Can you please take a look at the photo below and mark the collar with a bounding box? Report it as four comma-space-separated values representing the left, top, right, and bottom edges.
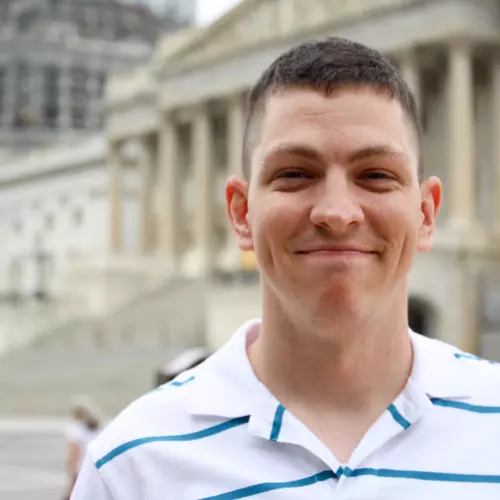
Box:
187, 320, 474, 419
186, 319, 271, 419
409, 330, 474, 400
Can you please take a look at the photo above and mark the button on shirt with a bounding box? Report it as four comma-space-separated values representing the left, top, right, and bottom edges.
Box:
71, 319, 500, 499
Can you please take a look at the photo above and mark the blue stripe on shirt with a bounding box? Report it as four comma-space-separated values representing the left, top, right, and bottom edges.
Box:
95, 416, 250, 469
154, 376, 196, 391
169, 376, 196, 387
387, 404, 411, 429
270, 404, 286, 441
199, 470, 337, 500
201, 466, 500, 500
344, 467, 500, 483
431, 398, 500, 413
453, 353, 498, 364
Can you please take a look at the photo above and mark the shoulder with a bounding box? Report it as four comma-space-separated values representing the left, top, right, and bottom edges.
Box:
422, 334, 500, 405
451, 349, 500, 403
75, 367, 222, 498
86, 368, 203, 469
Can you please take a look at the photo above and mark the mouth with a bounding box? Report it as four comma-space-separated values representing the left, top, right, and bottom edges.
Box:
295, 246, 377, 255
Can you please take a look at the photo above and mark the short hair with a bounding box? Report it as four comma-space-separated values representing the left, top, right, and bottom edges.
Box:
242, 37, 423, 181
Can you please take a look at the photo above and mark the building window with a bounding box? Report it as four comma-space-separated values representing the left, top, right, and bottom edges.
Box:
49, 0, 63, 16
71, 107, 86, 129
0, 2, 10, 25
43, 66, 59, 89
16, 62, 30, 88
43, 65, 59, 128
44, 104, 59, 129
13, 61, 34, 129
70, 67, 88, 129
17, 9, 37, 33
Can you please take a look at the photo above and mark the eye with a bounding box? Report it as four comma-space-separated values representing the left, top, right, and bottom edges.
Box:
363, 170, 393, 180
275, 169, 311, 179
270, 168, 314, 191
359, 169, 401, 191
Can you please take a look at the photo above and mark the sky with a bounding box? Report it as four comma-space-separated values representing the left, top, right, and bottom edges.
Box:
134, 1, 241, 26
197, 0, 242, 25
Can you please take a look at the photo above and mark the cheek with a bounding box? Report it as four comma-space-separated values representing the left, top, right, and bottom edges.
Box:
251, 199, 303, 250
386, 210, 422, 258
379, 197, 421, 235
367, 204, 421, 261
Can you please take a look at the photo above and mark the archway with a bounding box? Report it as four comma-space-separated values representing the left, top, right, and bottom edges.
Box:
408, 296, 435, 337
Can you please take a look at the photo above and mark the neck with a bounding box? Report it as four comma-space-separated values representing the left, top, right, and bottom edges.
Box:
249, 291, 413, 414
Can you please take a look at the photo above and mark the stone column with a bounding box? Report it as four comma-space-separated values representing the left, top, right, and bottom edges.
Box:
158, 113, 181, 269
447, 41, 475, 231
492, 54, 500, 235
399, 49, 421, 110
193, 103, 215, 275
224, 93, 247, 270
460, 258, 480, 354
228, 93, 246, 177
108, 141, 123, 254
138, 135, 155, 255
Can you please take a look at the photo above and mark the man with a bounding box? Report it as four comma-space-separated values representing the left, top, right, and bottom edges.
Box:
71, 37, 500, 499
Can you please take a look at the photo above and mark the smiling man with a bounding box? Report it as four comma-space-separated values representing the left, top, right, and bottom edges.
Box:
71, 37, 500, 500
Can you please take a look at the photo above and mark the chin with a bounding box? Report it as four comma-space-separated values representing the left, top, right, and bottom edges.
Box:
316, 280, 371, 309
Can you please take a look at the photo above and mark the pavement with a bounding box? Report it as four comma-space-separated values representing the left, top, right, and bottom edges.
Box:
0, 417, 68, 500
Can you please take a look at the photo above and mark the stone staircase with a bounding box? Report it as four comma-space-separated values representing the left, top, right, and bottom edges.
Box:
0, 278, 207, 417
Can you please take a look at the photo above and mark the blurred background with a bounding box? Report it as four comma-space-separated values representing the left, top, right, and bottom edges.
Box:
1, 0, 500, 498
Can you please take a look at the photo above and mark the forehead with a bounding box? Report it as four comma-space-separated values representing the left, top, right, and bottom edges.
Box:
254, 87, 417, 166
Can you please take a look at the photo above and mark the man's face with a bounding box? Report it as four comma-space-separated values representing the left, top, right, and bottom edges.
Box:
226, 87, 441, 319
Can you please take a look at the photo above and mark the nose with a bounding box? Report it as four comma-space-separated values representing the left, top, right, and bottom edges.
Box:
309, 171, 364, 233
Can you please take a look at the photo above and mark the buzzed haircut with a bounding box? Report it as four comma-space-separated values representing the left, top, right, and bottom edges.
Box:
242, 36, 423, 181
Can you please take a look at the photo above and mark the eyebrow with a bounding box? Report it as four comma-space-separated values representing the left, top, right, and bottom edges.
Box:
347, 145, 409, 164
263, 144, 324, 165
263, 144, 409, 166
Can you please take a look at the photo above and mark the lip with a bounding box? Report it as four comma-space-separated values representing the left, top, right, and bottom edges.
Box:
295, 245, 376, 255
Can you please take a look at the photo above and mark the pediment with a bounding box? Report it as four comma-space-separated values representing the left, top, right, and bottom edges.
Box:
161, 0, 418, 74
165, 0, 284, 66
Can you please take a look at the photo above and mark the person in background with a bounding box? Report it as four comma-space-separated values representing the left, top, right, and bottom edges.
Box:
63, 397, 102, 500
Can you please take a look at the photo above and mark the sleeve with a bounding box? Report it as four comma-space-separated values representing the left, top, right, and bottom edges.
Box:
70, 452, 114, 500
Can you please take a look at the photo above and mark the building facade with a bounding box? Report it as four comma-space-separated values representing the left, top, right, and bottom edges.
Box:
2, 0, 500, 359
105, 0, 500, 356
6, 0, 500, 417
0, 139, 105, 299
0, 0, 193, 152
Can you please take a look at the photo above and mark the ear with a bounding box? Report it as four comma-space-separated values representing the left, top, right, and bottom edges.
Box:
417, 176, 442, 253
225, 175, 254, 252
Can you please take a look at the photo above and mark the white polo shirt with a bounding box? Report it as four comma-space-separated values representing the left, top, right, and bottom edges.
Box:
71, 319, 500, 499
